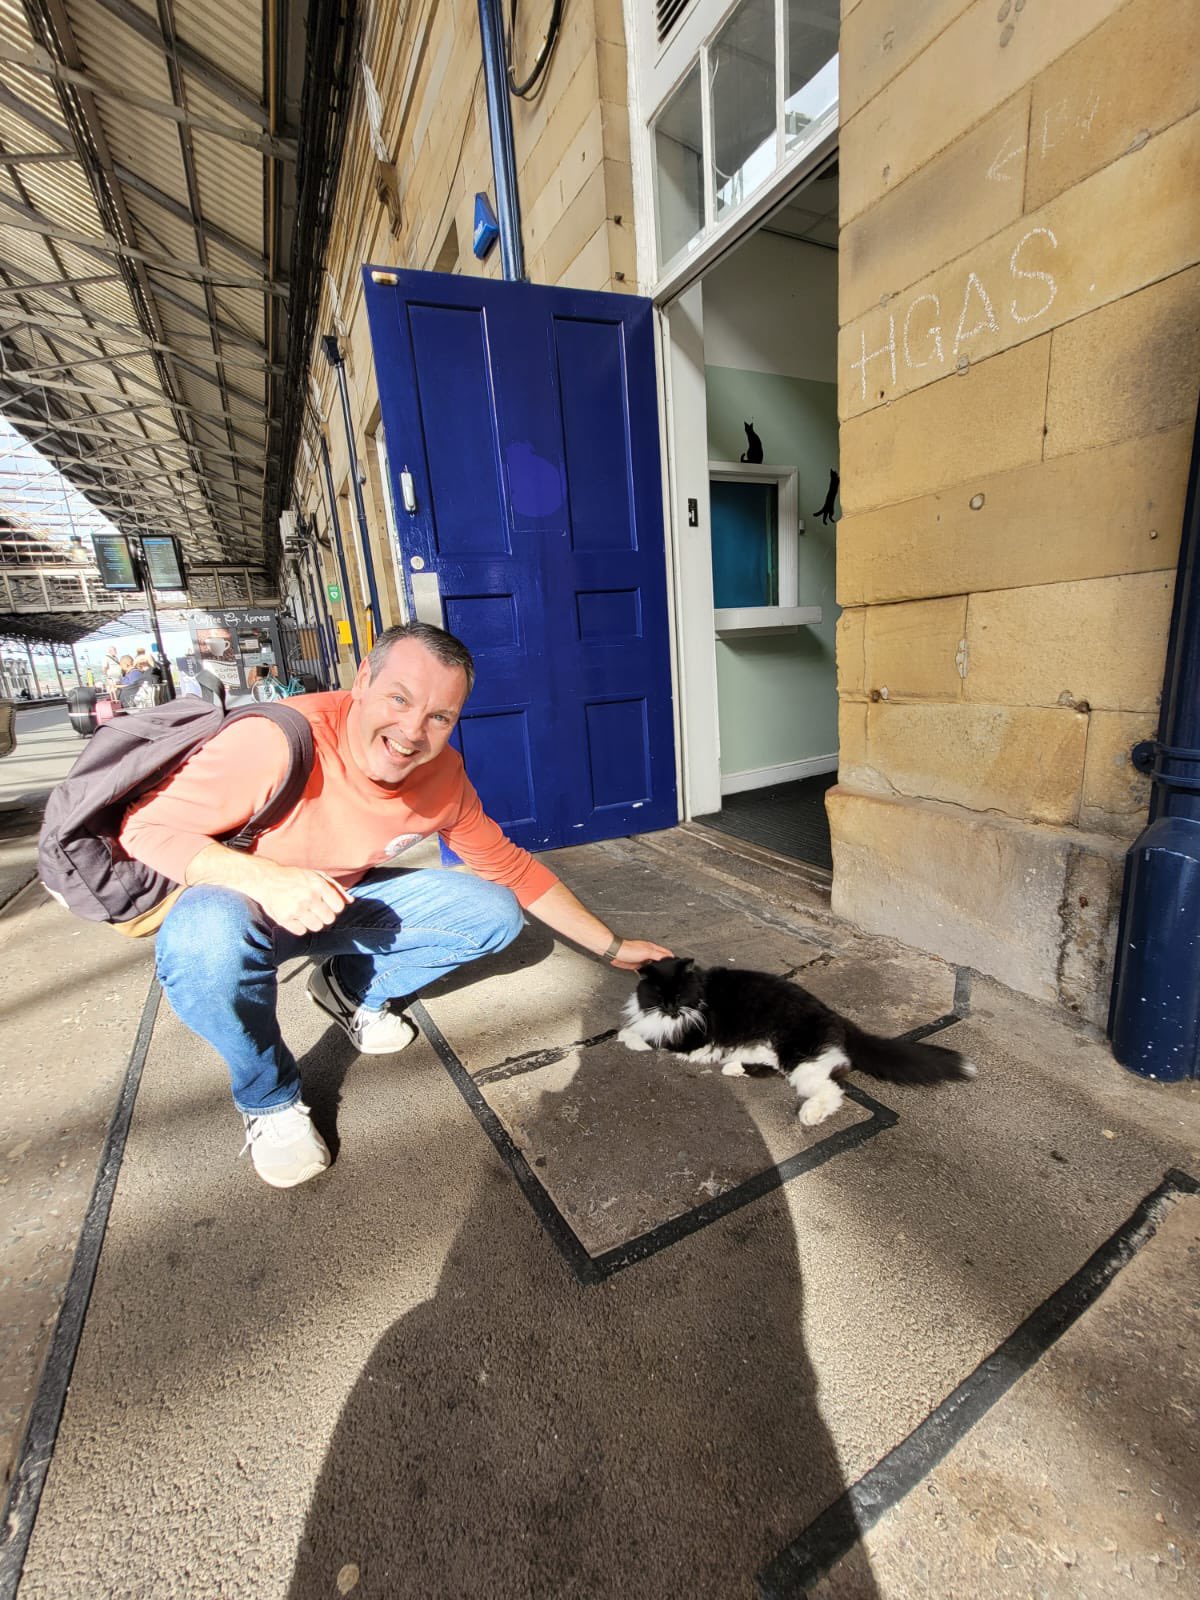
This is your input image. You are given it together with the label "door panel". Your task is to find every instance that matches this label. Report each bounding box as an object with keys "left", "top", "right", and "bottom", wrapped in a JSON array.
[
  {"left": 554, "top": 317, "right": 634, "bottom": 552},
  {"left": 362, "top": 268, "right": 677, "bottom": 852},
  {"left": 407, "top": 305, "right": 510, "bottom": 557}
]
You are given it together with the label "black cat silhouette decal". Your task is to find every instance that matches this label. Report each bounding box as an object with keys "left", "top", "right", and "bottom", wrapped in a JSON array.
[
  {"left": 813, "top": 468, "right": 839, "bottom": 525},
  {"left": 740, "top": 421, "right": 764, "bottom": 464}
]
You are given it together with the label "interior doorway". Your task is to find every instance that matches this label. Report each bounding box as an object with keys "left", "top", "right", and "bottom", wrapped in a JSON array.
[{"left": 665, "top": 158, "right": 840, "bottom": 874}]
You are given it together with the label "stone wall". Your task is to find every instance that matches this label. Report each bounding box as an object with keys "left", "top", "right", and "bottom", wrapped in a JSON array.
[
  {"left": 295, "top": 0, "right": 634, "bottom": 670},
  {"left": 829, "top": 0, "right": 1200, "bottom": 1024}
]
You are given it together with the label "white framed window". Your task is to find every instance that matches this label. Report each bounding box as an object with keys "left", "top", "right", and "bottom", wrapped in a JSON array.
[
  {"left": 708, "top": 461, "right": 820, "bottom": 633},
  {"left": 652, "top": 64, "right": 705, "bottom": 270},
  {"left": 642, "top": 0, "right": 838, "bottom": 287}
]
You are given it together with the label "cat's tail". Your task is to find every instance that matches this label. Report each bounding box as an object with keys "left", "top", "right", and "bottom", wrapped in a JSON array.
[{"left": 843, "top": 1023, "right": 976, "bottom": 1086}]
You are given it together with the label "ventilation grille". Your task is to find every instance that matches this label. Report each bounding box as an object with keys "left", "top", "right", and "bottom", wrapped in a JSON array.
[{"left": 656, "top": 0, "right": 693, "bottom": 44}]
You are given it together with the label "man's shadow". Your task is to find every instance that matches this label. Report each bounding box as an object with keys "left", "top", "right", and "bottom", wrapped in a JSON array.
[{"left": 286, "top": 1028, "right": 881, "bottom": 1599}]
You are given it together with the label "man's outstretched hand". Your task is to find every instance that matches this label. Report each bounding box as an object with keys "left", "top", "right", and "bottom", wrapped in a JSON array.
[
  {"left": 610, "top": 939, "right": 673, "bottom": 972},
  {"left": 524, "top": 882, "right": 673, "bottom": 971}
]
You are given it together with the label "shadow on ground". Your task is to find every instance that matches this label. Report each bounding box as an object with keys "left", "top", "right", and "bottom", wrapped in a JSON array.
[{"left": 286, "top": 1040, "right": 880, "bottom": 1600}]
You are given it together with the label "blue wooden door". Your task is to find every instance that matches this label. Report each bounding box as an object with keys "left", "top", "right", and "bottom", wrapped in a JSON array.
[{"left": 361, "top": 268, "right": 677, "bottom": 852}]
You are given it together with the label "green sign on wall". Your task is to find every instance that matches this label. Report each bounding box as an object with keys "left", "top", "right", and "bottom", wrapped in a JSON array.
[{"left": 327, "top": 583, "right": 341, "bottom": 603}]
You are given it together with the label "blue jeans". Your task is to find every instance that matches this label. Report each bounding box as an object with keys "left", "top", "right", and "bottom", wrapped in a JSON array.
[{"left": 155, "top": 868, "right": 524, "bottom": 1114}]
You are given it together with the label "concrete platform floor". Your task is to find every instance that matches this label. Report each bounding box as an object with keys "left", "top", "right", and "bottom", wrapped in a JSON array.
[
  {"left": 0, "top": 706, "right": 84, "bottom": 910},
  {"left": 0, "top": 738, "right": 1197, "bottom": 1598}
]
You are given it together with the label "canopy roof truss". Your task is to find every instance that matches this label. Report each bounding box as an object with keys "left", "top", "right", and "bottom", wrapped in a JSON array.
[{"left": 0, "top": 0, "right": 356, "bottom": 596}]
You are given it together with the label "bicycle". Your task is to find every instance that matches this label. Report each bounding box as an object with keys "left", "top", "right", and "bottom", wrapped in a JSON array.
[{"left": 251, "top": 674, "right": 304, "bottom": 702}]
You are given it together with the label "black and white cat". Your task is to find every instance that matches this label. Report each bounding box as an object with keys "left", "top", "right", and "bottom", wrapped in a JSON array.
[{"left": 619, "top": 957, "right": 975, "bottom": 1127}]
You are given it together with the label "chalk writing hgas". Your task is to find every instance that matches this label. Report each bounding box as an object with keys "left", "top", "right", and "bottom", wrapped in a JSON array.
[{"left": 850, "top": 227, "right": 1059, "bottom": 403}]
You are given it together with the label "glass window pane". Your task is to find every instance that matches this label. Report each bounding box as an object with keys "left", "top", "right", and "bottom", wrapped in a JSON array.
[
  {"left": 710, "top": 0, "right": 777, "bottom": 220},
  {"left": 711, "top": 480, "right": 779, "bottom": 607},
  {"left": 785, "top": 1, "right": 839, "bottom": 148},
  {"left": 653, "top": 65, "right": 704, "bottom": 271}
]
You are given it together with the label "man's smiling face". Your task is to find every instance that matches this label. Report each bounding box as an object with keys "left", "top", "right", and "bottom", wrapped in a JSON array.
[{"left": 347, "top": 637, "right": 469, "bottom": 786}]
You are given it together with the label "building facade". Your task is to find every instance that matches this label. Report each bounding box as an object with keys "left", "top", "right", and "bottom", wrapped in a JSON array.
[{"left": 289, "top": 0, "right": 1200, "bottom": 1030}]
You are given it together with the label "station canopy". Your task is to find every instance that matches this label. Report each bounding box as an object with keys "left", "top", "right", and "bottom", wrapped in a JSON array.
[{"left": 0, "top": 0, "right": 355, "bottom": 641}]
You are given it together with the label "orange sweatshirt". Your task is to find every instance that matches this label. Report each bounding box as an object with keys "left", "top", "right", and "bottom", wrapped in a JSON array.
[{"left": 119, "top": 692, "right": 559, "bottom": 908}]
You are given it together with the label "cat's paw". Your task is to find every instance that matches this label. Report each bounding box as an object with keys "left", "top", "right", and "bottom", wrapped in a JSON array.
[
  {"left": 797, "top": 1085, "right": 844, "bottom": 1127},
  {"left": 617, "top": 1026, "right": 652, "bottom": 1053},
  {"left": 720, "top": 1062, "right": 746, "bottom": 1077}
]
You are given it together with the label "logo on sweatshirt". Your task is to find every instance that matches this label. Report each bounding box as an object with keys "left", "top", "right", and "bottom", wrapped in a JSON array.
[{"left": 380, "top": 833, "right": 424, "bottom": 860}]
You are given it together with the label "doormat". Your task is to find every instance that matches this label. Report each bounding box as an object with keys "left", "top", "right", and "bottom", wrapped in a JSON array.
[{"left": 697, "top": 772, "right": 837, "bottom": 872}]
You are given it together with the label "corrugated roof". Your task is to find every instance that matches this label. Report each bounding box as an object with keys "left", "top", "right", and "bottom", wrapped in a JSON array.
[{"left": 0, "top": 0, "right": 348, "bottom": 605}]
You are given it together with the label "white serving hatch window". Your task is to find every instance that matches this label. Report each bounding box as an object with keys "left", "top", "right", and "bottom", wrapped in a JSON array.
[{"left": 708, "top": 462, "right": 820, "bottom": 634}]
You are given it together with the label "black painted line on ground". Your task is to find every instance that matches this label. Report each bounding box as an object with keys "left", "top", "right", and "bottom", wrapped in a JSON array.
[
  {"left": 0, "top": 977, "right": 162, "bottom": 1600},
  {"left": 893, "top": 969, "right": 971, "bottom": 1047},
  {"left": 586, "top": 1085, "right": 897, "bottom": 1281},
  {"left": 953, "top": 966, "right": 973, "bottom": 1016},
  {"left": 897, "top": 1011, "right": 961, "bottom": 1045},
  {"left": 413, "top": 1002, "right": 898, "bottom": 1288},
  {"left": 419, "top": 967, "right": 974, "bottom": 1286},
  {"left": 411, "top": 1001, "right": 597, "bottom": 1281},
  {"left": 473, "top": 1028, "right": 619, "bottom": 1087},
  {"left": 757, "top": 1166, "right": 1200, "bottom": 1600}
]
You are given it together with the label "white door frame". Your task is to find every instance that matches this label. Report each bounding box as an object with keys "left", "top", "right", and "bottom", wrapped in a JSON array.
[
  {"left": 648, "top": 154, "right": 840, "bottom": 820},
  {"left": 660, "top": 283, "right": 722, "bottom": 819},
  {"left": 627, "top": 0, "right": 839, "bottom": 820}
]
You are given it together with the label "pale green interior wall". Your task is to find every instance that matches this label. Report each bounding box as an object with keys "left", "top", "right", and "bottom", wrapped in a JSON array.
[{"left": 706, "top": 365, "right": 840, "bottom": 777}]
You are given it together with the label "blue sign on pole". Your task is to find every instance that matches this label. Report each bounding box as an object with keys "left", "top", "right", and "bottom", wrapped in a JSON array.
[{"left": 472, "top": 192, "right": 499, "bottom": 261}]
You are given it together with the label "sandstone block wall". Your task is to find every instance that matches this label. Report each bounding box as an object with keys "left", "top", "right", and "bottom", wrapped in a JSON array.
[{"left": 831, "top": 0, "right": 1200, "bottom": 1025}]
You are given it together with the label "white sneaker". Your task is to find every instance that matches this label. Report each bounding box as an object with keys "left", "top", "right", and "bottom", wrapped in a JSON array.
[
  {"left": 307, "top": 960, "right": 419, "bottom": 1055},
  {"left": 241, "top": 1100, "right": 330, "bottom": 1189}
]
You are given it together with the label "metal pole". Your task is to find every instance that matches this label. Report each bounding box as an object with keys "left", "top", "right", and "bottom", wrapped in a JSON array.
[
  {"left": 69, "top": 642, "right": 82, "bottom": 688},
  {"left": 50, "top": 643, "right": 66, "bottom": 698},
  {"left": 318, "top": 430, "right": 361, "bottom": 663},
  {"left": 322, "top": 335, "right": 384, "bottom": 642},
  {"left": 132, "top": 544, "right": 176, "bottom": 699},
  {"left": 476, "top": 0, "right": 525, "bottom": 281},
  {"left": 24, "top": 641, "right": 36, "bottom": 698},
  {"left": 1109, "top": 394, "right": 1200, "bottom": 1080}
]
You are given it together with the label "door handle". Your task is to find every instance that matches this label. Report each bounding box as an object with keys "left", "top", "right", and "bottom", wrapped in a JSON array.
[
  {"left": 400, "top": 467, "right": 417, "bottom": 513},
  {"left": 410, "top": 570, "right": 443, "bottom": 628}
]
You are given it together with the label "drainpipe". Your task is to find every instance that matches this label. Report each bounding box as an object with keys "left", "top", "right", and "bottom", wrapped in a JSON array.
[
  {"left": 1109, "top": 396, "right": 1200, "bottom": 1080},
  {"left": 318, "top": 428, "right": 362, "bottom": 664},
  {"left": 476, "top": 0, "right": 525, "bottom": 281}
]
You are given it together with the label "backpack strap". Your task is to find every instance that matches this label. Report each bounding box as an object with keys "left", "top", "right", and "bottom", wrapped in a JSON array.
[{"left": 221, "top": 703, "right": 316, "bottom": 851}]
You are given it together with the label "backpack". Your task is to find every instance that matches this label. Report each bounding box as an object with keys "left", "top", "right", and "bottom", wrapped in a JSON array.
[{"left": 37, "top": 701, "right": 314, "bottom": 926}]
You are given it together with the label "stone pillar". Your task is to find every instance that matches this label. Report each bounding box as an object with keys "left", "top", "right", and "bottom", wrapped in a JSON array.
[{"left": 830, "top": 0, "right": 1200, "bottom": 1024}]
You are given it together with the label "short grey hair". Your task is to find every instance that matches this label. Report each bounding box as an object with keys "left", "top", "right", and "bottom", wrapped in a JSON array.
[{"left": 366, "top": 621, "right": 475, "bottom": 694}]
